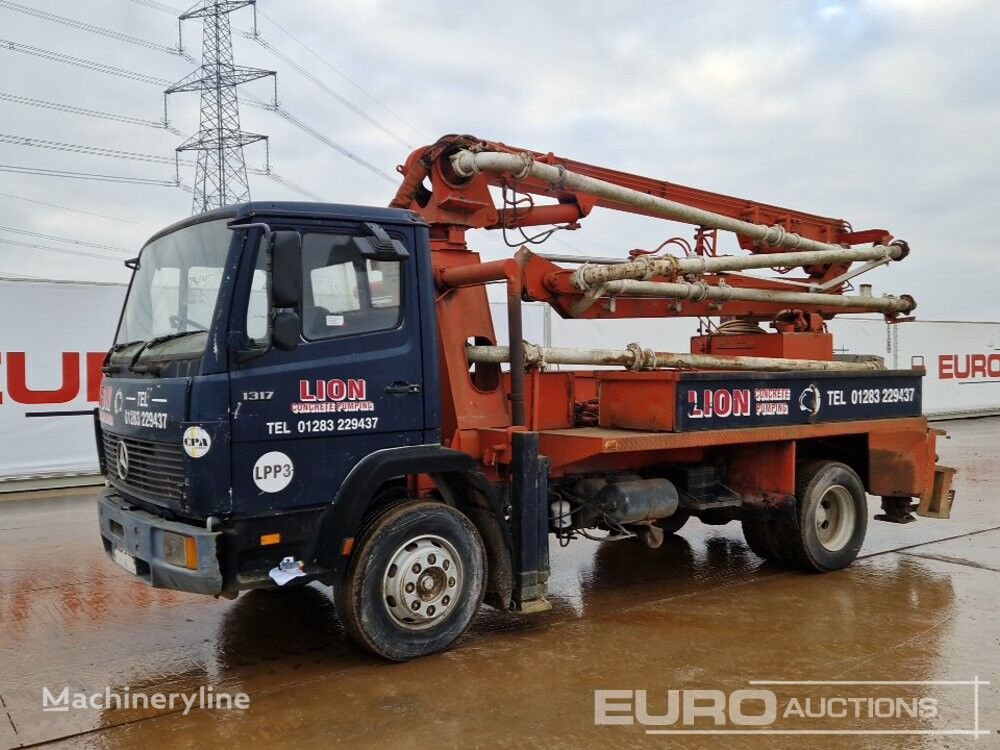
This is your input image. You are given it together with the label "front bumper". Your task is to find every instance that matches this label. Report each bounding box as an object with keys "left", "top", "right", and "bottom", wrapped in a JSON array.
[{"left": 98, "top": 490, "right": 223, "bottom": 595}]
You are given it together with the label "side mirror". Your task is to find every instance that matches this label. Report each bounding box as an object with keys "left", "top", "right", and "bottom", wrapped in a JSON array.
[
  {"left": 272, "top": 311, "right": 300, "bottom": 352},
  {"left": 270, "top": 230, "right": 302, "bottom": 308}
]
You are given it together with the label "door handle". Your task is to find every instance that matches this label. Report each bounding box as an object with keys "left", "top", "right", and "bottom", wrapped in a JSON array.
[{"left": 385, "top": 381, "right": 422, "bottom": 395}]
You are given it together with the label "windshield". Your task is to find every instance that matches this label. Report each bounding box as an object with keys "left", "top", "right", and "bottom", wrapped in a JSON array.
[{"left": 114, "top": 218, "right": 233, "bottom": 360}]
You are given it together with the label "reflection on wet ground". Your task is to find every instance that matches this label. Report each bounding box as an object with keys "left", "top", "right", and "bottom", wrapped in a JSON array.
[{"left": 1, "top": 417, "right": 998, "bottom": 748}]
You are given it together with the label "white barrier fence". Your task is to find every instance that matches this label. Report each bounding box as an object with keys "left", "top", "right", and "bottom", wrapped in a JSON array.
[
  {"left": 832, "top": 318, "right": 1000, "bottom": 418},
  {"left": 0, "top": 279, "right": 125, "bottom": 484},
  {"left": 0, "top": 278, "right": 997, "bottom": 483}
]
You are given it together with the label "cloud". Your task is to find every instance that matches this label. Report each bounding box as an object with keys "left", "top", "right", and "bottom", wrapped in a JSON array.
[{"left": 0, "top": 0, "right": 996, "bottom": 319}]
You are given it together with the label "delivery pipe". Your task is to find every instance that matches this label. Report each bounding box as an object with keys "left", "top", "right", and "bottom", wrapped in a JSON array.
[
  {"left": 594, "top": 278, "right": 915, "bottom": 314},
  {"left": 466, "top": 343, "right": 884, "bottom": 373},
  {"left": 451, "top": 149, "right": 872, "bottom": 257},
  {"left": 434, "top": 254, "right": 529, "bottom": 426},
  {"left": 566, "top": 242, "right": 907, "bottom": 290}
]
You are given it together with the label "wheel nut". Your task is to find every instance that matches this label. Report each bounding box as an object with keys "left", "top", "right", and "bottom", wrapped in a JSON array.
[
  {"left": 448, "top": 577, "right": 456, "bottom": 587},
  {"left": 411, "top": 601, "right": 420, "bottom": 611},
  {"left": 405, "top": 582, "right": 415, "bottom": 593},
  {"left": 411, "top": 563, "right": 421, "bottom": 574},
  {"left": 443, "top": 559, "right": 450, "bottom": 570},
  {"left": 428, "top": 554, "right": 437, "bottom": 564},
  {"left": 427, "top": 605, "right": 436, "bottom": 616},
  {"left": 442, "top": 595, "right": 450, "bottom": 605}
]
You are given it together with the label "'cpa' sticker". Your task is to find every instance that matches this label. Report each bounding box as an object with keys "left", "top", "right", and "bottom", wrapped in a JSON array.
[
  {"left": 253, "top": 451, "right": 294, "bottom": 493},
  {"left": 182, "top": 426, "right": 212, "bottom": 458}
]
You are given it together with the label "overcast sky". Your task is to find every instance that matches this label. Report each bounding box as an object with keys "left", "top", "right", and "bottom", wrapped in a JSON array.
[{"left": 0, "top": 0, "right": 997, "bottom": 320}]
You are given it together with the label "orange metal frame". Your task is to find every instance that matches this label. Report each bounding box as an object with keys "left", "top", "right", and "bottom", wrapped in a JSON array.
[{"left": 393, "top": 135, "right": 936, "bottom": 503}]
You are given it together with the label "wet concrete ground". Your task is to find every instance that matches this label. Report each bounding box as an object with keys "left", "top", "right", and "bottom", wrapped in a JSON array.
[{"left": 1, "top": 417, "right": 998, "bottom": 749}]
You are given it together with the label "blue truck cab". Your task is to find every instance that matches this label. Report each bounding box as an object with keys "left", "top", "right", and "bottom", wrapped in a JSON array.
[{"left": 95, "top": 202, "right": 518, "bottom": 659}]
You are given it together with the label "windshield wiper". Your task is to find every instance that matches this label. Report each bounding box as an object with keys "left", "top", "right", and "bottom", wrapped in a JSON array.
[
  {"left": 103, "top": 339, "right": 145, "bottom": 374},
  {"left": 110, "top": 339, "right": 144, "bottom": 353},
  {"left": 127, "top": 330, "right": 204, "bottom": 373}
]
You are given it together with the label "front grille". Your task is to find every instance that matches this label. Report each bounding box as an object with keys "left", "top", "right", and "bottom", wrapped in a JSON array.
[{"left": 102, "top": 432, "right": 185, "bottom": 502}]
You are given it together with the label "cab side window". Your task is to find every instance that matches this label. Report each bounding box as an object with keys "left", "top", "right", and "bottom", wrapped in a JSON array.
[
  {"left": 302, "top": 232, "right": 403, "bottom": 340},
  {"left": 244, "top": 237, "right": 269, "bottom": 344}
]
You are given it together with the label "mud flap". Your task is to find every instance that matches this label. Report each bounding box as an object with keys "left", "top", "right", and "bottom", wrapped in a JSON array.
[{"left": 741, "top": 493, "right": 798, "bottom": 527}]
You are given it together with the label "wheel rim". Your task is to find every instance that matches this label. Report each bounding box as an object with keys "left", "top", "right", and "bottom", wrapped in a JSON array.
[
  {"left": 814, "top": 484, "right": 856, "bottom": 552},
  {"left": 382, "top": 534, "right": 463, "bottom": 631}
]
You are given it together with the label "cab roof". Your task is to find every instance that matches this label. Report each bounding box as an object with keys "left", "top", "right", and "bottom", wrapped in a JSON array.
[{"left": 142, "top": 202, "right": 424, "bottom": 249}]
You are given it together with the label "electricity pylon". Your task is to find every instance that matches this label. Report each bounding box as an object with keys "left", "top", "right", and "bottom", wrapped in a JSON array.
[{"left": 166, "top": 1, "right": 275, "bottom": 213}]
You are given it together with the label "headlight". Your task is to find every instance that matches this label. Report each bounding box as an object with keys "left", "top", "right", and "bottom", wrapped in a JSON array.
[{"left": 163, "top": 531, "right": 198, "bottom": 570}]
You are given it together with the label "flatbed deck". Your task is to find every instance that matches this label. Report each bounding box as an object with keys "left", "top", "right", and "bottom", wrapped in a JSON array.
[{"left": 481, "top": 416, "right": 929, "bottom": 470}]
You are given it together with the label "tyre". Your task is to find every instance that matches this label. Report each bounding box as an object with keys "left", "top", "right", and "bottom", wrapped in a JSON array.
[
  {"left": 335, "top": 501, "right": 486, "bottom": 661},
  {"left": 741, "top": 512, "right": 788, "bottom": 565},
  {"left": 743, "top": 460, "right": 867, "bottom": 572},
  {"left": 790, "top": 460, "right": 868, "bottom": 572},
  {"left": 655, "top": 509, "right": 690, "bottom": 535}
]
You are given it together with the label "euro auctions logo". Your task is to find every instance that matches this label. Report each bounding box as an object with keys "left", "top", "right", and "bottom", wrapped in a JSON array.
[
  {"left": 596, "top": 688, "right": 779, "bottom": 727},
  {"left": 595, "top": 678, "right": 990, "bottom": 738}
]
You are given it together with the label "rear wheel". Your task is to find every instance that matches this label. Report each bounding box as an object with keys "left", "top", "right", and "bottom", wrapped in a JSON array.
[
  {"left": 335, "top": 501, "right": 486, "bottom": 661},
  {"left": 742, "top": 460, "right": 868, "bottom": 572},
  {"left": 655, "top": 509, "right": 690, "bottom": 535},
  {"left": 741, "top": 512, "right": 788, "bottom": 564},
  {"left": 792, "top": 460, "right": 868, "bottom": 571}
]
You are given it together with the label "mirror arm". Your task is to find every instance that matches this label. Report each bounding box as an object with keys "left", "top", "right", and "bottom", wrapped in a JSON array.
[
  {"left": 229, "top": 221, "right": 272, "bottom": 240},
  {"left": 228, "top": 221, "right": 275, "bottom": 365}
]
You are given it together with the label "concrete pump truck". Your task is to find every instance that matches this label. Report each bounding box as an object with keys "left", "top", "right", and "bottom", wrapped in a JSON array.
[{"left": 96, "top": 135, "right": 955, "bottom": 660}]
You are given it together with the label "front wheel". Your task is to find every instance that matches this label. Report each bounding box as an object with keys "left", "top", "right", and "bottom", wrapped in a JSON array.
[{"left": 335, "top": 501, "right": 486, "bottom": 661}]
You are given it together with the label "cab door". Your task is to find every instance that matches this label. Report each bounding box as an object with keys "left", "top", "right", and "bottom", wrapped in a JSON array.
[{"left": 228, "top": 223, "right": 425, "bottom": 515}]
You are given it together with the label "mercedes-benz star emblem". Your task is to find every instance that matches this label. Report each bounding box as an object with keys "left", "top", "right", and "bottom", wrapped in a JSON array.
[{"left": 117, "top": 441, "right": 130, "bottom": 480}]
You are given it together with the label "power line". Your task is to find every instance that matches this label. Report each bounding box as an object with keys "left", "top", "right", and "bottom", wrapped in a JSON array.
[
  {"left": 0, "top": 269, "right": 55, "bottom": 280},
  {"left": 0, "top": 91, "right": 181, "bottom": 135},
  {"left": 261, "top": 172, "right": 323, "bottom": 201},
  {"left": 0, "top": 164, "right": 183, "bottom": 188},
  {"left": 0, "top": 131, "right": 323, "bottom": 199},
  {"left": 0, "top": 225, "right": 130, "bottom": 253},
  {"left": 0, "top": 236, "right": 126, "bottom": 262},
  {"left": 0, "top": 39, "right": 388, "bottom": 187},
  {"left": 0, "top": 1, "right": 192, "bottom": 61},
  {"left": 0, "top": 39, "right": 172, "bottom": 86},
  {"left": 1, "top": 129, "right": 323, "bottom": 200},
  {"left": 128, "top": 0, "right": 182, "bottom": 15},
  {"left": 0, "top": 190, "right": 153, "bottom": 227},
  {"left": 256, "top": 8, "right": 427, "bottom": 141},
  {"left": 242, "top": 30, "right": 412, "bottom": 149},
  {"left": 243, "top": 95, "right": 396, "bottom": 183},
  {"left": 0, "top": 268, "right": 93, "bottom": 282},
  {"left": 137, "top": 0, "right": 426, "bottom": 159},
  {"left": 0, "top": 132, "right": 180, "bottom": 165}
]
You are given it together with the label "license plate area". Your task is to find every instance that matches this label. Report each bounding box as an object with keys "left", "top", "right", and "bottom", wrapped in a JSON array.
[{"left": 113, "top": 546, "right": 138, "bottom": 575}]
